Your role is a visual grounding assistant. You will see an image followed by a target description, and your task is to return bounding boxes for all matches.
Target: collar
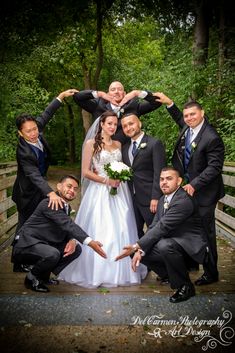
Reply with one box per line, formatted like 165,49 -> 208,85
164,187 -> 179,203
27,138 -> 44,151
131,132 -> 145,146
189,119 -> 205,137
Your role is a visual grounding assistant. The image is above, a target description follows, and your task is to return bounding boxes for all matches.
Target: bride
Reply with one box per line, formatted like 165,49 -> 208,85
58,110 -> 147,288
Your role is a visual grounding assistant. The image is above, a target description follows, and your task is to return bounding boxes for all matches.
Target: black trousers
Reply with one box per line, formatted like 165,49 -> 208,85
141,238 -> 193,289
198,203 -> 218,279
13,242 -> 82,280
133,195 -> 155,239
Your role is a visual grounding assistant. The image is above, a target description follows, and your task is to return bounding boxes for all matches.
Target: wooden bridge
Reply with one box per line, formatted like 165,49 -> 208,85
0,162 -> 234,296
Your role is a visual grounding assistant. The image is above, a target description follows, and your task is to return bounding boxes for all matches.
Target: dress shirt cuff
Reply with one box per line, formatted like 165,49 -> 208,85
138,90 -> 148,99
92,91 -> 98,99
83,236 -> 93,245
56,97 -> 62,103
166,102 -> 174,109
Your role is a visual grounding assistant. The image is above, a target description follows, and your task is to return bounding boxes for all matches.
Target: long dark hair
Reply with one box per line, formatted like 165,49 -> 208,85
93,111 -> 118,157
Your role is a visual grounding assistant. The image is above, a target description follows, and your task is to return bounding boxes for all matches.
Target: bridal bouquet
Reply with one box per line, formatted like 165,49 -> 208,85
104,161 -> 133,196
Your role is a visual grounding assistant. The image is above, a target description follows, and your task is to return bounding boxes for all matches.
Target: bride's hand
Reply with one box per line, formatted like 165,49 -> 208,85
88,240 -> 107,258
108,179 -> 120,188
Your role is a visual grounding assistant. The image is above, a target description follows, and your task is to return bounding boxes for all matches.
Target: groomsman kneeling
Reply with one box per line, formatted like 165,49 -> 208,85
116,167 -> 208,303
12,175 -> 107,293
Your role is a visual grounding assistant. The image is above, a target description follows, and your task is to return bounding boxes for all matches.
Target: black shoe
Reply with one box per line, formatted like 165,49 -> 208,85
24,276 -> 50,293
194,274 -> 218,286
13,263 -> 33,273
156,276 -> 170,285
160,277 -> 170,285
44,278 -> 60,285
170,283 -> 195,303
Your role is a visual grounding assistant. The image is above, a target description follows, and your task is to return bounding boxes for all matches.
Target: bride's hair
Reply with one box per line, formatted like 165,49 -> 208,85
93,110 -> 118,157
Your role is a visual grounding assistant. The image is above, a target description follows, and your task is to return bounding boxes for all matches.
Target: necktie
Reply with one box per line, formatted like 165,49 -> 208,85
184,128 -> 193,169
163,196 -> 169,213
132,141 -> 137,156
64,203 -> 69,215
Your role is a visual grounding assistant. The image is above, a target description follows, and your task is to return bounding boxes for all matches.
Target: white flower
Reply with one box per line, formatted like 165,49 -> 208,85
163,202 -> 169,210
191,142 -> 197,150
109,161 -> 130,173
139,142 -> 147,149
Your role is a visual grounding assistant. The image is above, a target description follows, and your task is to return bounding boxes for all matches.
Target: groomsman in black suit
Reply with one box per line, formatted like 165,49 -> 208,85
12,175 -> 107,293
121,113 -> 166,238
12,89 -> 78,272
154,93 -> 225,285
73,81 -> 161,144
116,167 -> 208,303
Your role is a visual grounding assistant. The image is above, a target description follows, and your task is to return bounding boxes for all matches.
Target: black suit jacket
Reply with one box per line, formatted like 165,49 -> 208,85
74,90 -> 161,144
168,104 -> 225,206
14,199 -> 88,250
122,134 -> 166,206
138,187 -> 207,263
12,98 -> 62,211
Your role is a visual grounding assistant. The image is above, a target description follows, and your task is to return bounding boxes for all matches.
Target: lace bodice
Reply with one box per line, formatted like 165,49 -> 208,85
92,149 -> 122,177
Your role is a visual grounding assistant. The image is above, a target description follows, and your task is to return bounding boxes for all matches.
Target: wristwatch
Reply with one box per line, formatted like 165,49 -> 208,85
132,243 -> 140,253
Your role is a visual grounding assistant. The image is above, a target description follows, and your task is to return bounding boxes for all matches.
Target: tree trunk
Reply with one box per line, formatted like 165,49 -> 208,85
65,100 -> 76,164
192,0 -> 209,67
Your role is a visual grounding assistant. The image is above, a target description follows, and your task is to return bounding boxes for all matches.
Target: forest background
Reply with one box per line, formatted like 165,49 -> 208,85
0,0 -> 234,167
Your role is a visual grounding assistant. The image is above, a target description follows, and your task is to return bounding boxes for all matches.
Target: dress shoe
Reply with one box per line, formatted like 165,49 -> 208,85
24,276 -> 50,293
160,277 -> 170,285
156,276 -> 170,285
194,274 -> 218,286
13,263 -> 33,273
170,283 -> 195,303
44,278 -> 60,285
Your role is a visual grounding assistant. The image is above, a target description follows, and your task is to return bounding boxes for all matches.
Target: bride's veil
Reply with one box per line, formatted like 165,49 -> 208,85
80,117 -> 100,197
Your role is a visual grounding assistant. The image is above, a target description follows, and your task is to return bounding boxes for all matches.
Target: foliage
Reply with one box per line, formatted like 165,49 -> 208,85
0,1 -> 234,164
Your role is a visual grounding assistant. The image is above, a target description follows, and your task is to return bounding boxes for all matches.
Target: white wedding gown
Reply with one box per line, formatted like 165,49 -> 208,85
58,148 -> 147,288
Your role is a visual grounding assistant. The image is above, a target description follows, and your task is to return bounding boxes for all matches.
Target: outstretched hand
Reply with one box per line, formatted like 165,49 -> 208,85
88,240 -> 107,259
152,92 -> 173,106
132,251 -> 142,272
98,92 -> 119,106
115,245 -> 134,261
58,89 -> 79,100
119,90 -> 140,106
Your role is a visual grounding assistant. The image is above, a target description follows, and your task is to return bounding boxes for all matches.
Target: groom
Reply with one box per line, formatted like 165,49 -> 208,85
12,175 -> 107,293
121,113 -> 166,238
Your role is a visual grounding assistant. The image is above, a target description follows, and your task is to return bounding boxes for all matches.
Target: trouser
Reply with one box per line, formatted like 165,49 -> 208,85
133,196 -> 155,238
198,203 -> 218,279
141,238 -> 193,289
13,242 -> 82,280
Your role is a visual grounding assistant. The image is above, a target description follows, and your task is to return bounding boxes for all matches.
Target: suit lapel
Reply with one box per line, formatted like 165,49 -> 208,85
132,134 -> 148,164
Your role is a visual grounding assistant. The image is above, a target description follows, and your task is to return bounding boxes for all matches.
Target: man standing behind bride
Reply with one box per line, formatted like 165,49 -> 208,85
58,111 -> 147,288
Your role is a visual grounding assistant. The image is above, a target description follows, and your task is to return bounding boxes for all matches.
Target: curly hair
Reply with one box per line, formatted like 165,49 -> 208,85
93,111 -> 118,157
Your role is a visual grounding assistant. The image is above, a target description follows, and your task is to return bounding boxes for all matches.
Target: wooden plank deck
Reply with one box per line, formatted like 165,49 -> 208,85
0,236 -> 234,296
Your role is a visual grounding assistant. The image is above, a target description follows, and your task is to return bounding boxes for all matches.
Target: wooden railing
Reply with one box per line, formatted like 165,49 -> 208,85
0,162 -> 18,251
0,161 -> 234,252
216,162 -> 235,245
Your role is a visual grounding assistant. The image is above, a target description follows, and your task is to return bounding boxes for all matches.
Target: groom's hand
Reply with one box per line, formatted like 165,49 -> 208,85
115,245 -> 135,261
88,240 -> 107,259
132,251 -> 142,272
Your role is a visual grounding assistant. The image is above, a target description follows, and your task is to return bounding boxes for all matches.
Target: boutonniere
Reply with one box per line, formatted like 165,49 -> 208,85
163,202 -> 169,210
191,142 -> 197,151
139,142 -> 147,149
70,209 -> 76,216
120,108 -> 124,114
